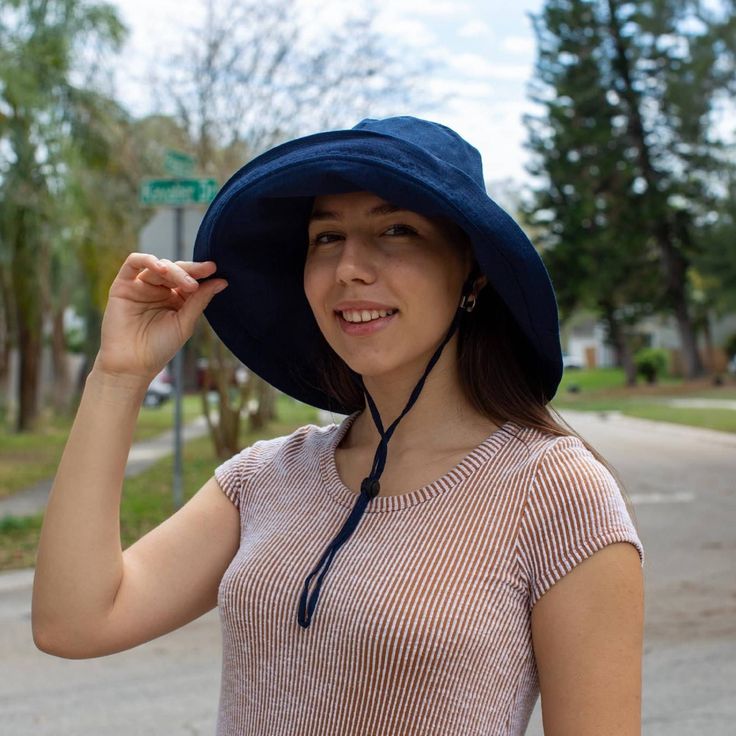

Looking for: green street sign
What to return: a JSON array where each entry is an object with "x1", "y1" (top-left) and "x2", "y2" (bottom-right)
[
  {"x1": 164, "y1": 149, "x2": 195, "y2": 177},
  {"x1": 140, "y1": 178, "x2": 218, "y2": 207}
]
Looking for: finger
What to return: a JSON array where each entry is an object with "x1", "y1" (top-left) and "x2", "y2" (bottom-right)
[
  {"x1": 151, "y1": 259, "x2": 201, "y2": 293},
  {"x1": 172, "y1": 260, "x2": 218, "y2": 278},
  {"x1": 177, "y1": 279, "x2": 229, "y2": 338},
  {"x1": 118, "y1": 253, "x2": 166, "y2": 282}
]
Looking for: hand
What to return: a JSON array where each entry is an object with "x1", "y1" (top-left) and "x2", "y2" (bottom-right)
[{"x1": 95, "y1": 253, "x2": 227, "y2": 381}]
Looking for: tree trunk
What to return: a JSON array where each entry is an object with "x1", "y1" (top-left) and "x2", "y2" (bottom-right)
[
  {"x1": 600, "y1": 301, "x2": 637, "y2": 386},
  {"x1": 605, "y1": 0, "x2": 703, "y2": 379},
  {"x1": 702, "y1": 310, "x2": 715, "y2": 374},
  {"x1": 12, "y1": 210, "x2": 43, "y2": 432},
  {"x1": 249, "y1": 376, "x2": 276, "y2": 430},
  {"x1": 50, "y1": 303, "x2": 72, "y2": 413},
  {"x1": 15, "y1": 309, "x2": 42, "y2": 432},
  {"x1": 0, "y1": 264, "x2": 14, "y2": 418}
]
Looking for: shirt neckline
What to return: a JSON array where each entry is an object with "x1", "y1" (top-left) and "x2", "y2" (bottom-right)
[{"x1": 319, "y1": 411, "x2": 519, "y2": 512}]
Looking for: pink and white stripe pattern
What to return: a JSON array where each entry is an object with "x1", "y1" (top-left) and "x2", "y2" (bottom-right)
[{"x1": 214, "y1": 414, "x2": 643, "y2": 735}]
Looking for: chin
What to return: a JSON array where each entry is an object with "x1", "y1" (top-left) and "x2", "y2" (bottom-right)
[{"x1": 343, "y1": 352, "x2": 431, "y2": 385}]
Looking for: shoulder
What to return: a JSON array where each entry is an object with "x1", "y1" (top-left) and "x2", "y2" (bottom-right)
[
  {"x1": 214, "y1": 420, "x2": 341, "y2": 508},
  {"x1": 529, "y1": 433, "x2": 629, "y2": 515},
  {"x1": 514, "y1": 431, "x2": 644, "y2": 609}
]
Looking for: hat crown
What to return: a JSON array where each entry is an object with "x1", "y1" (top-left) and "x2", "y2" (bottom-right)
[{"x1": 352, "y1": 116, "x2": 485, "y2": 188}]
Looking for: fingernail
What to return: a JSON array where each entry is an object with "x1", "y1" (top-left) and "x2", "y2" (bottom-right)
[{"x1": 213, "y1": 281, "x2": 228, "y2": 293}]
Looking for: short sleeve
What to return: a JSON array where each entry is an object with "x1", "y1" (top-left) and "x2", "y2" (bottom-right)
[
  {"x1": 214, "y1": 438, "x2": 277, "y2": 509},
  {"x1": 516, "y1": 435, "x2": 644, "y2": 609},
  {"x1": 215, "y1": 448, "x2": 254, "y2": 509},
  {"x1": 213, "y1": 427, "x2": 311, "y2": 509}
]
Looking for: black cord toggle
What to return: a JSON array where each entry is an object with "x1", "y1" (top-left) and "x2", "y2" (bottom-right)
[{"x1": 361, "y1": 477, "x2": 381, "y2": 499}]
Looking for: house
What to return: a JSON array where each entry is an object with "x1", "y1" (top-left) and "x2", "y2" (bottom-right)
[{"x1": 563, "y1": 311, "x2": 736, "y2": 374}]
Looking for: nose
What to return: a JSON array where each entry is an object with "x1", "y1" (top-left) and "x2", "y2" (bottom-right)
[{"x1": 335, "y1": 235, "x2": 377, "y2": 285}]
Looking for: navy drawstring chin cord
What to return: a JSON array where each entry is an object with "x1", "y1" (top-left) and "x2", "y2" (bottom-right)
[{"x1": 297, "y1": 275, "x2": 477, "y2": 628}]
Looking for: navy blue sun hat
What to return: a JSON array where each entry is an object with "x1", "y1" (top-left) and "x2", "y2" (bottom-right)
[{"x1": 193, "y1": 116, "x2": 563, "y2": 412}]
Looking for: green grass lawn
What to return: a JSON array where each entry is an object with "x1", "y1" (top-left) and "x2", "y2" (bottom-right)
[
  {"x1": 0, "y1": 397, "x2": 318, "y2": 571},
  {"x1": 553, "y1": 368, "x2": 736, "y2": 433},
  {"x1": 0, "y1": 395, "x2": 203, "y2": 500}
]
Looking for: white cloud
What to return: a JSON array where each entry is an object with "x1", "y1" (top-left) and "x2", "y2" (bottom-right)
[
  {"x1": 457, "y1": 19, "x2": 492, "y2": 38},
  {"x1": 374, "y1": 15, "x2": 439, "y2": 47},
  {"x1": 386, "y1": 0, "x2": 472, "y2": 17},
  {"x1": 502, "y1": 35, "x2": 536, "y2": 54},
  {"x1": 448, "y1": 53, "x2": 531, "y2": 81}
]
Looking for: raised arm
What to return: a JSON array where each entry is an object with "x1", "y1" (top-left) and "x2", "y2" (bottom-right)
[{"x1": 32, "y1": 254, "x2": 237, "y2": 658}]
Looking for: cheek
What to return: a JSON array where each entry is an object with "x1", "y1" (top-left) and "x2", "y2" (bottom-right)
[
  {"x1": 419, "y1": 255, "x2": 466, "y2": 305},
  {"x1": 303, "y1": 260, "x2": 328, "y2": 319}
]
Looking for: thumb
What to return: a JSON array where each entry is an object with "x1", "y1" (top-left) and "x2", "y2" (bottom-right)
[{"x1": 178, "y1": 279, "x2": 228, "y2": 337}]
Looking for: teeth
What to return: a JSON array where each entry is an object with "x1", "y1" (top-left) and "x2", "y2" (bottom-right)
[{"x1": 341, "y1": 309, "x2": 395, "y2": 323}]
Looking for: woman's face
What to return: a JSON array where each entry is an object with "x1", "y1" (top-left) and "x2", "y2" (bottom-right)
[{"x1": 304, "y1": 191, "x2": 472, "y2": 383}]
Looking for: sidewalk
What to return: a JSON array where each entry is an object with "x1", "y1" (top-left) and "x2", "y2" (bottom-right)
[
  {"x1": 0, "y1": 416, "x2": 210, "y2": 520},
  {"x1": 660, "y1": 398, "x2": 736, "y2": 410}
]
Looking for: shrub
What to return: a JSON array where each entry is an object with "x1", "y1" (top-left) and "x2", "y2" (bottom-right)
[{"x1": 634, "y1": 347, "x2": 669, "y2": 384}]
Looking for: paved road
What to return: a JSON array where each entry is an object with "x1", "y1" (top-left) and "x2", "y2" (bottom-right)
[
  {"x1": 526, "y1": 411, "x2": 736, "y2": 735},
  {"x1": 2, "y1": 411, "x2": 734, "y2": 735}
]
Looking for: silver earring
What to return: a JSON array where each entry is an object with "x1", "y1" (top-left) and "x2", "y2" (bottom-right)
[{"x1": 462, "y1": 294, "x2": 477, "y2": 313}]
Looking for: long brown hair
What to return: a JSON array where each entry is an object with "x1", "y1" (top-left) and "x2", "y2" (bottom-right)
[{"x1": 310, "y1": 219, "x2": 637, "y2": 526}]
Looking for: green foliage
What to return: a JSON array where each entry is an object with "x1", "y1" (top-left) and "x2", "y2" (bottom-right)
[
  {"x1": 634, "y1": 347, "x2": 670, "y2": 384},
  {"x1": 0, "y1": 0, "x2": 128, "y2": 430},
  {"x1": 525, "y1": 0, "x2": 736, "y2": 377},
  {"x1": 525, "y1": 0, "x2": 659, "y2": 335}
]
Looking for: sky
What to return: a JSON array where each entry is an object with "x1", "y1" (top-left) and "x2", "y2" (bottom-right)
[{"x1": 110, "y1": 0, "x2": 545, "y2": 186}]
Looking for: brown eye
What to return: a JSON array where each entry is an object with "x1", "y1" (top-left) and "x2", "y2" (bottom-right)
[
  {"x1": 384, "y1": 224, "x2": 417, "y2": 237},
  {"x1": 309, "y1": 232, "x2": 342, "y2": 246}
]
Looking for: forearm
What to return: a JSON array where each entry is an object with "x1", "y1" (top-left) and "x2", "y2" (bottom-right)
[{"x1": 32, "y1": 365, "x2": 149, "y2": 651}]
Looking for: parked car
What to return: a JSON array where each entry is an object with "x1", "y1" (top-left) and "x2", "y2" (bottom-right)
[
  {"x1": 144, "y1": 368, "x2": 173, "y2": 408},
  {"x1": 562, "y1": 352, "x2": 584, "y2": 370}
]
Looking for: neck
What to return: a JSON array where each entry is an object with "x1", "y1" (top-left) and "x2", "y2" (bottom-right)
[{"x1": 348, "y1": 336, "x2": 488, "y2": 453}]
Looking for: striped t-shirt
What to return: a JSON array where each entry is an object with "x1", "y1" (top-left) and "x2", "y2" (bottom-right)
[{"x1": 214, "y1": 413, "x2": 644, "y2": 736}]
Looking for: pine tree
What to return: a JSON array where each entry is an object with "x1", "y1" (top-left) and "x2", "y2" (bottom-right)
[
  {"x1": 525, "y1": 0, "x2": 658, "y2": 383},
  {"x1": 526, "y1": 0, "x2": 736, "y2": 379}
]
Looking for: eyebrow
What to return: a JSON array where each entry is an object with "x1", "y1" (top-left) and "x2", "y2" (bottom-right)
[{"x1": 308, "y1": 203, "x2": 406, "y2": 222}]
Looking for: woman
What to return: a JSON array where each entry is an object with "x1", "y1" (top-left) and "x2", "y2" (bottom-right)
[{"x1": 33, "y1": 116, "x2": 644, "y2": 735}]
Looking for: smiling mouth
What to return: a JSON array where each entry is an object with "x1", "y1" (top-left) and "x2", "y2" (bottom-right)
[{"x1": 338, "y1": 309, "x2": 398, "y2": 323}]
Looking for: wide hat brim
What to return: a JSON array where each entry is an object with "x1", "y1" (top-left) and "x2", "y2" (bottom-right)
[{"x1": 193, "y1": 127, "x2": 562, "y2": 413}]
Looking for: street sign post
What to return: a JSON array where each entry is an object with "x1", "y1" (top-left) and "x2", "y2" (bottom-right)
[
  {"x1": 164, "y1": 149, "x2": 195, "y2": 178},
  {"x1": 140, "y1": 178, "x2": 218, "y2": 207},
  {"x1": 139, "y1": 172, "x2": 218, "y2": 510}
]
